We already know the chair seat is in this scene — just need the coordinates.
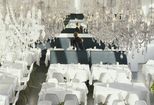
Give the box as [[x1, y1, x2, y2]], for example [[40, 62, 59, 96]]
[[135, 100, 147, 105], [64, 100, 78, 105], [38, 100, 52, 105]]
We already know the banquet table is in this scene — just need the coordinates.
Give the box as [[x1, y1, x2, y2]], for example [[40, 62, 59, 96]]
[[47, 64, 92, 84], [1, 61, 27, 71], [5, 48, 41, 66], [0, 83, 15, 104], [0, 73, 18, 91], [93, 82, 150, 105], [0, 95, 9, 105], [37, 100, 52, 105], [0, 61, 30, 89], [45, 48, 64, 66], [39, 82, 88, 105], [0, 68, 23, 84], [65, 22, 87, 29], [91, 64, 132, 83], [142, 64, 154, 87]]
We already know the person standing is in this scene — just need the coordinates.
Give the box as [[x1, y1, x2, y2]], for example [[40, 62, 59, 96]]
[[75, 22, 83, 33], [72, 32, 84, 50]]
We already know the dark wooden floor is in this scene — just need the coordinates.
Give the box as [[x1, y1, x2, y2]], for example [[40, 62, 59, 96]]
[[16, 59, 49, 105]]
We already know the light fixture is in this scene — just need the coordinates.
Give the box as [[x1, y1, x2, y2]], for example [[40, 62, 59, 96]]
[[0, 0, 69, 63], [85, 0, 154, 52]]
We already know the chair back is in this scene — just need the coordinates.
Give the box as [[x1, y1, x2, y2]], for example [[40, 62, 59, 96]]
[[52, 72, 65, 83], [112, 100, 125, 105], [47, 78, 58, 84], [64, 100, 77, 105], [64, 94, 79, 105], [126, 93, 139, 105], [38, 100, 52, 105], [105, 94, 119, 105], [135, 100, 147, 105], [45, 93, 60, 105]]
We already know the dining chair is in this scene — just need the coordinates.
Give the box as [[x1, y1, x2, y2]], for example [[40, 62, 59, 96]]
[[135, 100, 147, 105], [64, 94, 79, 105], [126, 93, 139, 105], [37, 100, 52, 105], [64, 100, 77, 105], [45, 93, 60, 105], [52, 72, 65, 83]]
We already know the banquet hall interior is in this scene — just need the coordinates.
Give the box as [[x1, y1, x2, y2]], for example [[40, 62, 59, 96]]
[[0, 0, 154, 105]]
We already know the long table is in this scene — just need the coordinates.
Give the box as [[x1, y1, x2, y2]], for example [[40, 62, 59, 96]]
[[48, 49, 127, 64], [93, 83, 150, 105]]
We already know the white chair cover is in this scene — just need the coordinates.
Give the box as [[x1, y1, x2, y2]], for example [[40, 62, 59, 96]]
[[64, 94, 79, 105], [112, 100, 125, 105], [38, 100, 52, 105], [118, 92, 128, 101], [64, 100, 77, 105], [105, 94, 119, 105], [126, 93, 139, 105], [146, 60, 154, 65], [135, 100, 147, 105], [0, 95, 9, 105], [42, 82, 57, 89], [116, 73, 131, 84], [47, 78, 58, 83], [95, 95, 106, 105], [45, 93, 60, 105], [52, 72, 65, 83]]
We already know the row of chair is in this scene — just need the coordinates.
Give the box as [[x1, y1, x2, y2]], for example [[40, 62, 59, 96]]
[[38, 93, 79, 105]]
